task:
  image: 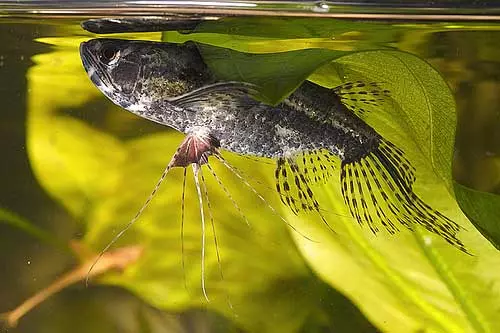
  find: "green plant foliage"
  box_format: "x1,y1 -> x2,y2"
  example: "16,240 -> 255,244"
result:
198,44 -> 344,104
454,182 -> 500,250
26,22 -> 500,333
0,208 -> 70,252
286,50 -> 500,333
163,16 -> 398,53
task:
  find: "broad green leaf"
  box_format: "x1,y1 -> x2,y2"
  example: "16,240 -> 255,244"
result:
309,51 -> 457,188
454,182 -> 500,250
198,44 -> 344,104
285,51 -> 500,332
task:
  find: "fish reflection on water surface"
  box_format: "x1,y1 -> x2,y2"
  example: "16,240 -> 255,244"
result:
79,38 -> 469,299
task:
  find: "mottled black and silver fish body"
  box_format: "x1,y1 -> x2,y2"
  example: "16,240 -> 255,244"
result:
80,39 -> 380,162
80,38 -> 469,254
81,16 -> 211,34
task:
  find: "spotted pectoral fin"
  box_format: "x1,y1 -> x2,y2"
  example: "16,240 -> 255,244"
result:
332,81 -> 391,119
340,138 -> 469,253
168,81 -> 260,109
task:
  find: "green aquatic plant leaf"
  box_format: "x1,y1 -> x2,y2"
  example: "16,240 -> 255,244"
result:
323,50 -> 457,188
0,208 -> 70,252
454,182 -> 500,250
198,44 -> 344,104
286,51 -> 500,332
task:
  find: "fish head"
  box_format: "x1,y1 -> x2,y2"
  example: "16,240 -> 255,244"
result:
80,38 -> 144,109
80,38 -> 212,110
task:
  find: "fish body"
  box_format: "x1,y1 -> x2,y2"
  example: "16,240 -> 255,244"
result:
81,17 -> 208,34
80,39 -> 379,161
80,38 -> 468,252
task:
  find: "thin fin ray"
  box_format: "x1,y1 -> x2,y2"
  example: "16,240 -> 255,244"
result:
199,165 -> 235,311
85,152 -> 177,285
206,163 -> 251,228
181,168 -> 188,291
215,154 -> 318,242
192,164 -> 210,303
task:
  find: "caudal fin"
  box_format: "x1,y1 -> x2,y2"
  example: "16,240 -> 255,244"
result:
340,138 -> 469,253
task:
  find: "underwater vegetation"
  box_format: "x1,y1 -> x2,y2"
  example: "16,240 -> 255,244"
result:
1,17 -> 500,333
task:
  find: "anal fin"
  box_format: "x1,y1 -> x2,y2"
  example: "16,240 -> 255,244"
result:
275,150 -> 338,233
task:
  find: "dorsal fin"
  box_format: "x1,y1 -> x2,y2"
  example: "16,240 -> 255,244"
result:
332,81 -> 391,119
168,81 -> 260,109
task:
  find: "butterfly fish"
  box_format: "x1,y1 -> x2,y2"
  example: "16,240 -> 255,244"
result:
79,38 -> 469,301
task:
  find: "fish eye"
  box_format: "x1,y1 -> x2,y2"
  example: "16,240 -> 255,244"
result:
99,45 -> 120,65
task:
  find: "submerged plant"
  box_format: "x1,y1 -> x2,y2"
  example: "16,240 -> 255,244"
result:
12,19 -> 500,332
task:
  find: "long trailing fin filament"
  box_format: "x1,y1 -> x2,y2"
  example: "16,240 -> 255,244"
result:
85,158 -> 175,285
